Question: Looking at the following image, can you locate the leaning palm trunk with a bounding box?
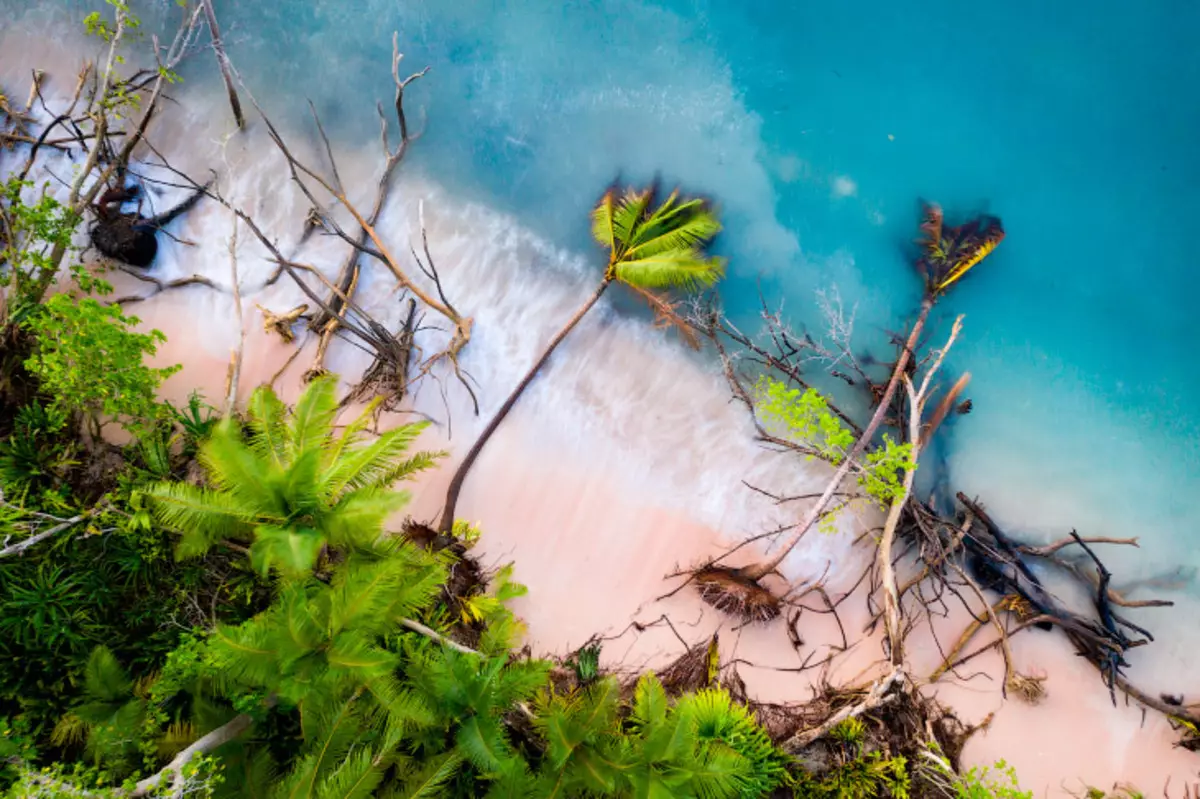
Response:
[438,279,611,534]
[737,297,932,581]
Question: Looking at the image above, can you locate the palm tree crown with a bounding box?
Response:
[148,375,442,578]
[592,185,725,290]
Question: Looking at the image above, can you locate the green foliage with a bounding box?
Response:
[569,642,602,685]
[0,402,75,494]
[917,748,1032,799]
[591,185,725,290]
[207,552,445,713]
[949,759,1031,799]
[797,750,909,799]
[618,673,767,799]
[0,716,36,789]
[0,178,79,317]
[148,377,442,578]
[459,563,530,655]
[859,435,917,507]
[754,379,854,464]
[754,377,918,510]
[165,391,219,447]
[23,296,178,433]
[52,647,148,773]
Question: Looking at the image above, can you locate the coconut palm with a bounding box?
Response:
[695,203,1004,620]
[438,184,725,534]
[148,375,442,578]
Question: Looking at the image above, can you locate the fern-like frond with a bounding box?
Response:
[631,673,668,733]
[456,713,515,774]
[200,421,286,518]
[386,752,463,799]
[323,488,411,554]
[327,557,439,638]
[50,713,87,748]
[247,384,292,469]
[83,645,132,703]
[147,481,254,558]
[493,659,553,709]
[250,525,327,578]
[325,634,397,676]
[289,375,340,460]
[315,748,384,799]
[302,699,371,795]
[323,397,383,473]
[273,753,320,799]
[320,422,432,500]
[155,720,199,759]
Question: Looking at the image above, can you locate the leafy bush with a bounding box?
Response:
[23,296,178,434]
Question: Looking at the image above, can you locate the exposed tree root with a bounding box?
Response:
[692,564,783,623]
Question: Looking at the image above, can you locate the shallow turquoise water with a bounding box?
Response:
[9,1,1200,606]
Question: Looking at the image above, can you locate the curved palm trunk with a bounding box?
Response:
[438,278,612,534]
[740,297,935,581]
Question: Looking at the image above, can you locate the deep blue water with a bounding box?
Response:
[9,1,1200,591]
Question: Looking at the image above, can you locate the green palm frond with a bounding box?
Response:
[624,194,721,258]
[315,748,384,799]
[147,481,255,559]
[323,488,411,553]
[251,525,327,578]
[200,420,287,518]
[604,187,654,252]
[297,698,372,795]
[613,249,725,290]
[247,384,292,468]
[386,752,463,799]
[152,378,441,579]
[328,558,442,638]
[456,713,516,775]
[277,446,325,520]
[632,673,669,732]
[590,189,617,252]
[320,421,432,499]
[290,375,339,459]
[323,397,383,471]
[83,645,133,703]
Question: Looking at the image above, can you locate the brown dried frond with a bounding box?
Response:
[627,284,701,350]
[918,202,944,252]
[692,566,782,623]
[657,634,716,696]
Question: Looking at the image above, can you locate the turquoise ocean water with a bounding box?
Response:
[6,1,1199,670]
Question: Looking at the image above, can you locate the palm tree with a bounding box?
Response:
[695,203,1004,620]
[438,184,725,534]
[148,375,442,578]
